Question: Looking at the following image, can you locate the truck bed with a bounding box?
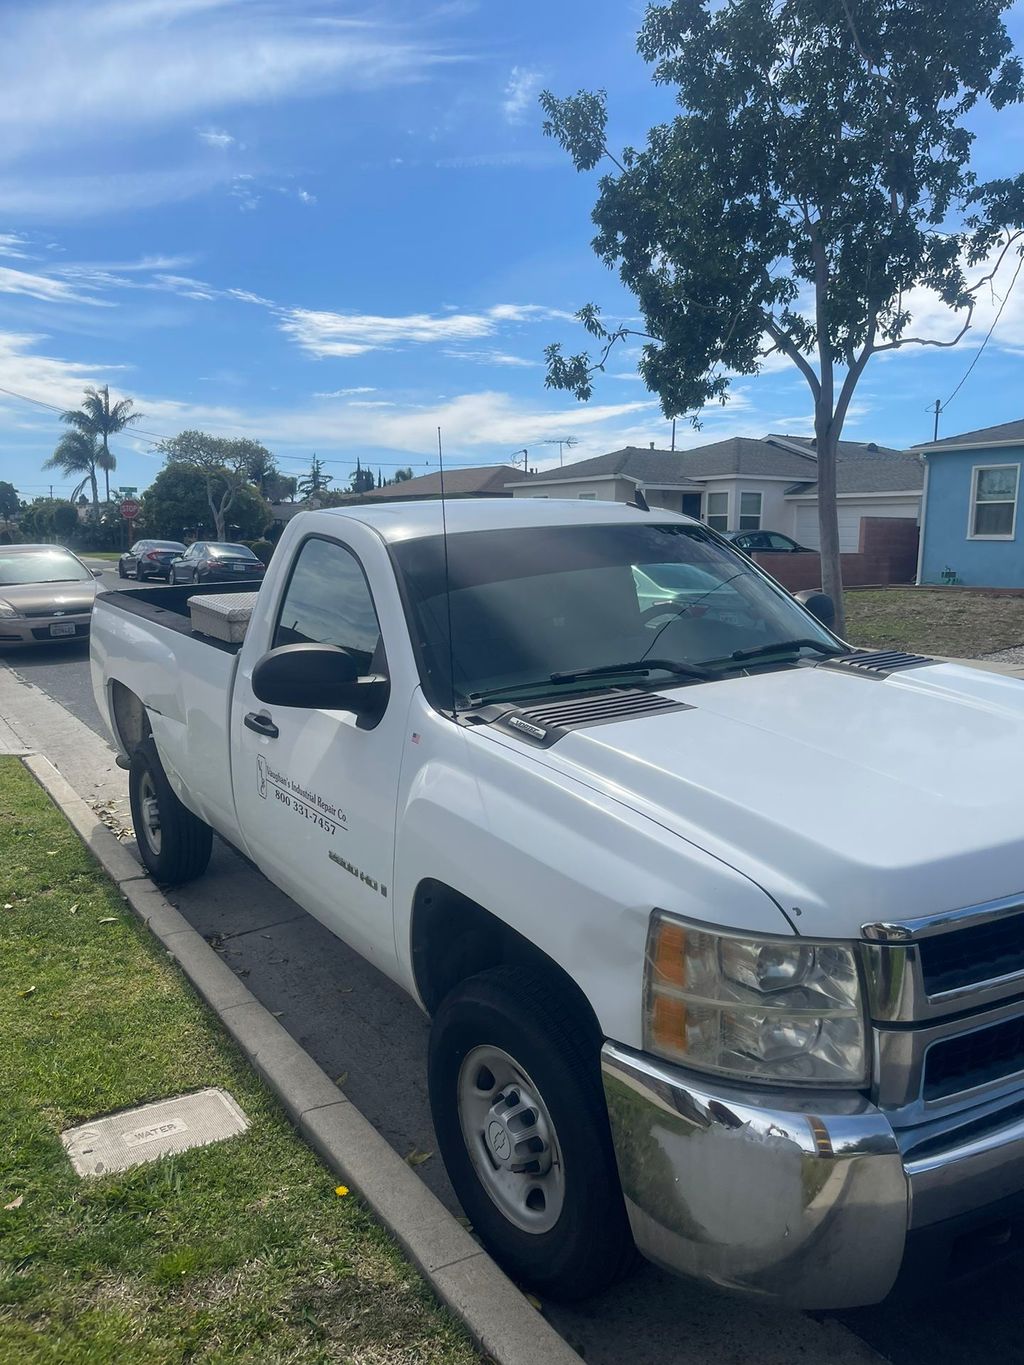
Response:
[96,579,264,655]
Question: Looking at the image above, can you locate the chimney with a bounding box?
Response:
[649,441,655,449]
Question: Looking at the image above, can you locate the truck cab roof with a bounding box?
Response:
[304,497,689,544]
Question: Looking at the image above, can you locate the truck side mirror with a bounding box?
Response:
[252,643,388,721]
[794,589,835,629]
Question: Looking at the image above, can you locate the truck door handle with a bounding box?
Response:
[244,711,279,739]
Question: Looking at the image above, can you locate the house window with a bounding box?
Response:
[739,491,763,532]
[970,465,1019,539]
[578,492,596,500]
[705,491,728,532]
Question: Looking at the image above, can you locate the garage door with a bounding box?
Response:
[795,501,919,552]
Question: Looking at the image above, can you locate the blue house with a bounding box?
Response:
[917,419,1024,587]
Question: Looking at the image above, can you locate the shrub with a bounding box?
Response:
[249,539,275,565]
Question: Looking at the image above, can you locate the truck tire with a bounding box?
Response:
[428,965,635,1300]
[128,738,213,885]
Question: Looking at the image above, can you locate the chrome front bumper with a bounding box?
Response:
[602,1042,1024,1309]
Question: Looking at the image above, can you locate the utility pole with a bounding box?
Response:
[509,448,529,470]
[930,399,943,442]
[671,418,676,452]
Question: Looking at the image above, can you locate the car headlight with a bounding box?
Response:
[644,911,867,1086]
[0,599,19,619]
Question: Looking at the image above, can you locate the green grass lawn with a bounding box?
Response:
[845,588,1024,658]
[0,757,478,1365]
[79,551,121,561]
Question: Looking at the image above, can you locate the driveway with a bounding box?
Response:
[3,571,1022,1365]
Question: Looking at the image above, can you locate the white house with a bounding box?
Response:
[511,434,924,552]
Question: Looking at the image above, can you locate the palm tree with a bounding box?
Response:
[62,386,143,503]
[44,430,102,519]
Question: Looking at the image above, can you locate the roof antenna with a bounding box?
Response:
[629,486,651,512]
[437,425,457,721]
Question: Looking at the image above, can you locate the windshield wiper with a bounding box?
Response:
[700,638,843,669]
[466,657,711,706]
[549,658,712,684]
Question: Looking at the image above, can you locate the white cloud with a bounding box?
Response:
[197,127,237,149]
[0,231,31,259]
[0,2,460,167]
[296,188,317,206]
[279,302,574,358]
[443,348,539,367]
[0,264,111,305]
[313,387,378,397]
[502,66,542,124]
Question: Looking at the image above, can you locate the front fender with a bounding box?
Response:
[393,716,789,1048]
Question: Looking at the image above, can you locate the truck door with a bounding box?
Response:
[230,531,405,975]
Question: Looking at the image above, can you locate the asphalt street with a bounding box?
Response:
[2,560,1022,1364]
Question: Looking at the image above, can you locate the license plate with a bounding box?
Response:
[50,622,76,637]
[231,563,245,571]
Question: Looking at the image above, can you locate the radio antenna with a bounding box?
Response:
[437,425,457,721]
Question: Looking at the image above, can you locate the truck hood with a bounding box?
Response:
[525,662,1024,937]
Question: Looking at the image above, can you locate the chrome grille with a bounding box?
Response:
[919,908,1024,996]
[925,1016,1024,1101]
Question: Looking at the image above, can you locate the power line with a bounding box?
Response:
[934,250,1024,429]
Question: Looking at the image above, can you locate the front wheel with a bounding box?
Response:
[118,562,128,579]
[128,738,213,884]
[428,966,635,1300]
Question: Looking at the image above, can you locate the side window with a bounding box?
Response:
[705,491,728,532]
[273,537,383,674]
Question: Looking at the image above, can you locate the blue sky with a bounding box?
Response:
[2,0,1024,502]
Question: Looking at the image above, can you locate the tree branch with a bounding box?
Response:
[873,304,975,352]
[764,318,821,400]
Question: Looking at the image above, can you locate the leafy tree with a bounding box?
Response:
[62,385,142,503]
[298,454,333,499]
[141,463,270,541]
[44,430,102,518]
[54,503,79,541]
[0,480,18,530]
[265,471,298,504]
[18,497,77,542]
[157,431,271,540]
[348,458,375,495]
[541,0,1024,633]
[393,466,414,483]
[237,441,279,495]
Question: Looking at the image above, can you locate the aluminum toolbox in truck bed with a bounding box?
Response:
[188,591,260,644]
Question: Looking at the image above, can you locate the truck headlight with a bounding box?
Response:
[0,599,19,619]
[644,911,867,1086]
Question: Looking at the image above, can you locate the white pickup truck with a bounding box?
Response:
[91,499,1024,1308]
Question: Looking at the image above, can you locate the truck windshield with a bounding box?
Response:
[391,522,839,709]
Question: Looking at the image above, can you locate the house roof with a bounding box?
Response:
[515,435,922,495]
[913,417,1024,451]
[335,464,528,503]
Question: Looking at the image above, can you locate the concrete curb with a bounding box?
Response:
[21,752,582,1365]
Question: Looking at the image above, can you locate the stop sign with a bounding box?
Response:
[121,498,141,520]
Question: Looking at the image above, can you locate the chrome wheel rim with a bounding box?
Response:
[457,1045,565,1234]
[138,771,162,855]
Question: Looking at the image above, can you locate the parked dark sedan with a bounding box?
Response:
[118,539,186,581]
[169,542,266,584]
[727,530,814,555]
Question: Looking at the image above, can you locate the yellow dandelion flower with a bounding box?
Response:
[335,1185,350,1198]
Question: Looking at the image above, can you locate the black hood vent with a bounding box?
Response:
[821,649,936,678]
[493,688,693,748]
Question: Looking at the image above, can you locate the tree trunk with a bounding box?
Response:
[102,437,111,502]
[815,414,846,638]
[89,470,100,523]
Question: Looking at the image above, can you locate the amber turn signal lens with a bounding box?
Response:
[651,918,687,989]
[650,993,687,1052]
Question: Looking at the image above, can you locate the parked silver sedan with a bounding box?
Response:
[0,545,102,648]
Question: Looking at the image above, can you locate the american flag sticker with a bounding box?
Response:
[411,733,421,745]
